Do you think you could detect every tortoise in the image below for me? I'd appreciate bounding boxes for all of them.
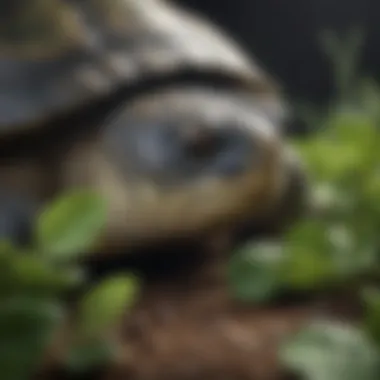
[0,0,307,261]
[0,1,314,380]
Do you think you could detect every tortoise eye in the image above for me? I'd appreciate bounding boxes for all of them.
[181,125,220,159]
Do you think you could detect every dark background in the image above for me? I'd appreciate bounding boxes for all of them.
[175,0,380,107]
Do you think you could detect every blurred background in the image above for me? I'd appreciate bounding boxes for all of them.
[175,0,378,106]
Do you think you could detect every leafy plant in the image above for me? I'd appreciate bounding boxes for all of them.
[229,31,380,379]
[280,320,380,380]
[36,190,108,262]
[229,109,380,299]
[0,190,139,380]
[228,241,284,302]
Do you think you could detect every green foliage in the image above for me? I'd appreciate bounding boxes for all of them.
[66,273,140,375]
[362,288,380,344]
[76,274,139,340]
[280,321,380,380]
[228,242,283,302]
[0,191,139,380]
[229,31,380,379]
[230,48,380,298]
[65,273,139,376]
[65,340,116,375]
[0,298,63,380]
[36,190,108,262]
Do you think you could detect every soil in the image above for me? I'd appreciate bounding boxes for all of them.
[41,248,364,380]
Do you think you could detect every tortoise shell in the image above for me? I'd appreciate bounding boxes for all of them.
[0,0,283,136]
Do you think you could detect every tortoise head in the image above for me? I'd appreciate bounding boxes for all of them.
[62,87,307,252]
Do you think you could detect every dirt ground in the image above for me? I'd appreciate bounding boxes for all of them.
[42,247,363,380]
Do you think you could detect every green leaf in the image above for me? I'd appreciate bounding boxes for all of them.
[329,112,377,140]
[311,183,354,218]
[281,247,335,290]
[0,241,84,298]
[9,255,84,296]
[362,288,380,345]
[0,297,63,380]
[36,190,107,262]
[327,224,358,276]
[295,111,379,186]
[65,339,115,374]
[281,221,336,289]
[228,242,284,302]
[0,240,21,255]
[280,320,380,380]
[76,274,139,340]
[0,241,17,297]
[363,172,380,216]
